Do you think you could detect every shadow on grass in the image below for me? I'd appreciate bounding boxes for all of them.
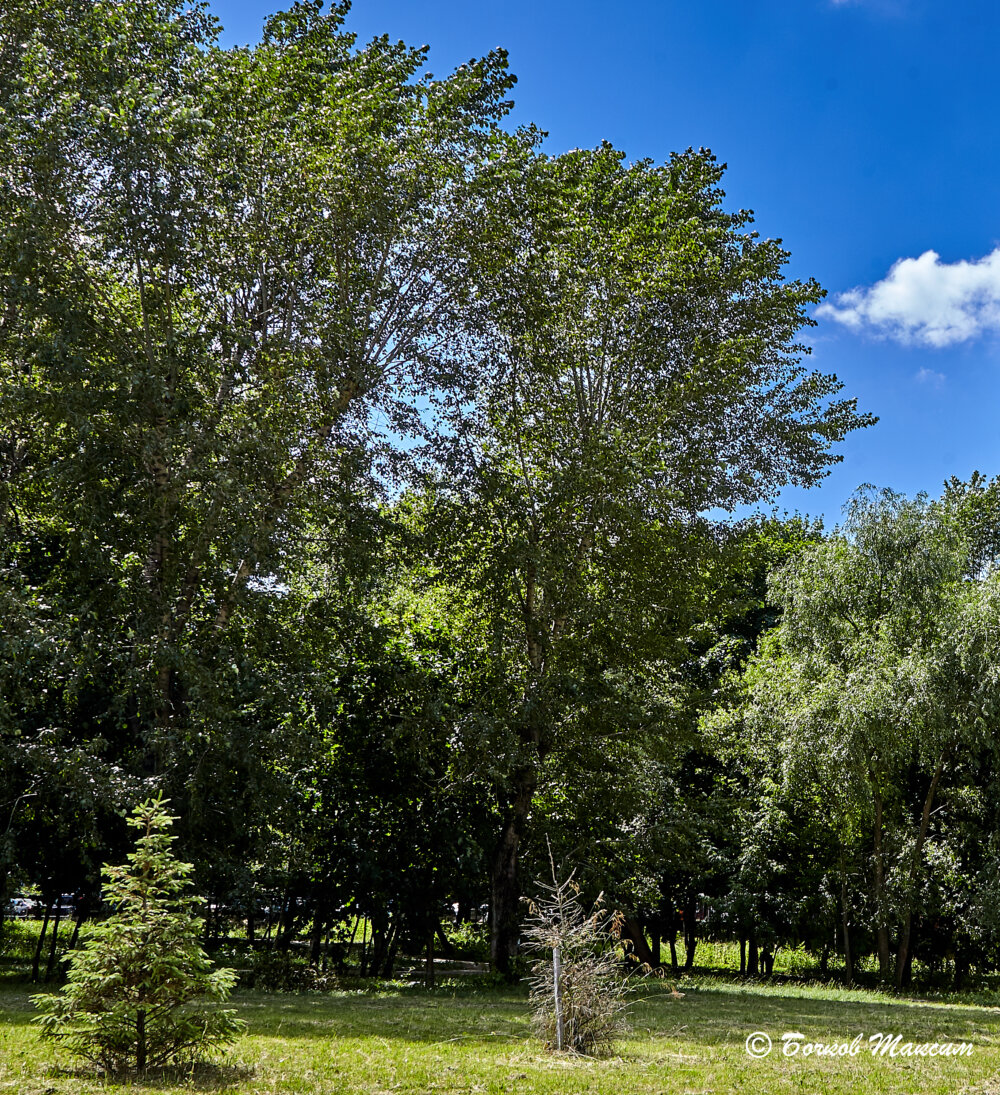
[630,983,1000,1049]
[48,1061,254,1091]
[0,988,45,1027]
[229,983,1000,1050]
[235,988,531,1044]
[3,981,999,1051]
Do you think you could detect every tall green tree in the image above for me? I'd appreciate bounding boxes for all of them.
[739,488,1000,985]
[0,0,533,856]
[431,144,872,973]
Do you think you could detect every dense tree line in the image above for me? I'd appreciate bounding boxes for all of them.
[9,0,999,992]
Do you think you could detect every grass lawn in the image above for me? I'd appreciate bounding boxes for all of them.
[2,977,1000,1094]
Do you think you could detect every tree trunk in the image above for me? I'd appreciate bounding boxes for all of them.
[136,1007,147,1072]
[68,908,83,953]
[954,951,969,992]
[382,917,401,979]
[747,928,759,977]
[669,933,678,975]
[276,890,302,951]
[683,933,697,971]
[739,935,746,975]
[31,899,52,983]
[872,795,891,980]
[359,923,369,976]
[894,924,911,989]
[622,915,658,969]
[895,753,947,989]
[344,915,361,973]
[490,764,537,978]
[683,896,697,972]
[309,897,326,967]
[43,901,63,982]
[368,913,389,977]
[901,921,915,987]
[876,923,891,979]
[840,860,854,987]
[435,921,455,957]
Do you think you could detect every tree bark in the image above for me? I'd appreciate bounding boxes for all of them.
[0,871,7,946]
[490,763,537,978]
[622,916,659,969]
[683,896,697,972]
[435,921,455,957]
[382,917,401,978]
[840,869,854,987]
[309,902,326,967]
[747,927,758,977]
[954,951,969,991]
[31,899,52,983]
[68,905,84,953]
[872,795,891,980]
[43,901,63,982]
[338,916,359,973]
[136,1007,147,1072]
[368,912,389,976]
[894,752,946,988]
[358,923,369,976]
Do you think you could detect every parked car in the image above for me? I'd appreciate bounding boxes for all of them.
[8,897,37,918]
[54,894,77,917]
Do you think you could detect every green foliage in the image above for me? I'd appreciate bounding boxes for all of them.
[440,919,491,962]
[0,0,884,993]
[731,487,1000,984]
[240,949,338,993]
[31,796,244,1074]
[419,138,872,970]
[0,0,532,953]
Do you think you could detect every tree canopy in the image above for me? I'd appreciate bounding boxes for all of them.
[26,1,1000,998]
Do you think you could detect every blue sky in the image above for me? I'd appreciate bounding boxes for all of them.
[211,0,1000,527]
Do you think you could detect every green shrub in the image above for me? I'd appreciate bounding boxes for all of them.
[0,918,41,965]
[441,920,490,962]
[241,948,338,992]
[32,796,245,1074]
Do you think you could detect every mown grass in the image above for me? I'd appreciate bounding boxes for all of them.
[2,976,1000,1094]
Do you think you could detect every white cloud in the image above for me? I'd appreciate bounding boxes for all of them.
[915,367,945,387]
[816,247,1000,347]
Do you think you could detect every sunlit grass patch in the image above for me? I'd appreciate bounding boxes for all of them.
[2,977,1000,1093]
